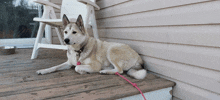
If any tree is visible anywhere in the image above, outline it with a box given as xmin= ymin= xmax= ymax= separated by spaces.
xmin=0 ymin=0 xmax=13 ymax=38
xmin=0 ymin=0 xmax=13 ymax=4
xmin=0 ymin=0 xmax=38 ymax=38
xmin=0 ymin=4 xmax=9 ymax=38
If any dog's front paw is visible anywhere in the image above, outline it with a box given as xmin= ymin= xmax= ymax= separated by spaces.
xmin=99 ymin=70 xmax=108 ymax=74
xmin=100 ymin=69 xmax=123 ymax=75
xmin=99 ymin=70 xmax=116 ymax=75
xmin=75 ymin=67 xmax=87 ymax=74
xmin=36 ymin=69 xmax=52 ymax=75
xmin=36 ymin=69 xmax=46 ymax=75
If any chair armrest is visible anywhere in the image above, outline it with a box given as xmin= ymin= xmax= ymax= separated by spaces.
xmin=77 ymin=0 xmax=100 ymax=10
xmin=33 ymin=0 xmax=61 ymax=9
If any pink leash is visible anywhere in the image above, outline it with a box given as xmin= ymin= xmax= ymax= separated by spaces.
xmin=77 ymin=62 xmax=146 ymax=100
xmin=115 ymin=72 xmax=146 ymax=100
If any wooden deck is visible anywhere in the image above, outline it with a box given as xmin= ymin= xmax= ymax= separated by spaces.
xmin=0 ymin=49 xmax=175 ymax=100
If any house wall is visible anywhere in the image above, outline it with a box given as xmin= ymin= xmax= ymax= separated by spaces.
xmin=96 ymin=0 xmax=220 ymax=100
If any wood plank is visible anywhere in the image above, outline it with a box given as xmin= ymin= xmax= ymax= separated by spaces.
xmin=0 ymin=74 xmax=170 ymax=100
xmin=0 ymin=62 xmax=63 ymax=74
xmin=152 ymin=72 xmax=220 ymax=100
xmin=0 ymin=49 xmax=67 ymax=71
xmin=98 ymin=25 xmax=220 ymax=47
xmin=0 ymin=62 xmax=64 ymax=74
xmin=96 ymin=0 xmax=130 ymax=9
xmin=0 ymin=74 xmax=113 ymax=97
xmin=0 ymin=70 xmax=76 ymax=85
xmin=0 ymin=74 xmax=104 ymax=91
xmin=142 ymin=56 xmax=220 ymax=94
xmin=97 ymin=1 xmax=220 ymax=28
xmin=96 ymin=0 xmax=210 ymax=19
xmin=0 ymin=49 xmax=68 ymax=85
xmin=102 ymin=38 xmax=220 ymax=71
xmin=173 ymin=97 xmax=182 ymax=100
xmin=53 ymin=79 xmax=173 ymax=100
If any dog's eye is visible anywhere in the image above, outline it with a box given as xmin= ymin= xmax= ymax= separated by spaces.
xmin=64 ymin=31 xmax=67 ymax=34
xmin=72 ymin=31 xmax=77 ymax=34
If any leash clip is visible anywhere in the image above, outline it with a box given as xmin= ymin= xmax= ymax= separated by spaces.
xmin=77 ymin=61 xmax=81 ymax=65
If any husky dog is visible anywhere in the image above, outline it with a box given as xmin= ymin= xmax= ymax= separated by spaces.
xmin=37 ymin=15 xmax=147 ymax=79
xmin=64 ymin=15 xmax=147 ymax=79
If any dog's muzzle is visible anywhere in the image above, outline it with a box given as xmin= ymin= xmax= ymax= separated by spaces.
xmin=64 ymin=38 xmax=70 ymax=44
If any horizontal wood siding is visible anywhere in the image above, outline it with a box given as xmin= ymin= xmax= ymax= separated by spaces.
xmin=98 ymin=25 xmax=220 ymax=48
xmin=96 ymin=0 xmax=220 ymax=100
xmin=96 ymin=0 xmax=131 ymax=9
xmin=97 ymin=1 xmax=220 ymax=27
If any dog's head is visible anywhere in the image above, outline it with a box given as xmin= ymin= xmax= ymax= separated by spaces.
xmin=62 ymin=14 xmax=87 ymax=45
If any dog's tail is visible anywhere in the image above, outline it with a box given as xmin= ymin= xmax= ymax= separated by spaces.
xmin=127 ymin=68 xmax=147 ymax=80
xmin=126 ymin=58 xmax=147 ymax=79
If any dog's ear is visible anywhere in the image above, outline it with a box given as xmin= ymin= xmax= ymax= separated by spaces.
xmin=63 ymin=14 xmax=70 ymax=28
xmin=76 ymin=15 xmax=85 ymax=34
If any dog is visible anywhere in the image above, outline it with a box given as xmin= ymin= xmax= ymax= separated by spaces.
xmin=36 ymin=14 xmax=147 ymax=79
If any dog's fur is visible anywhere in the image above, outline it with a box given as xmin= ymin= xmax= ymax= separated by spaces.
xmin=36 ymin=15 xmax=147 ymax=79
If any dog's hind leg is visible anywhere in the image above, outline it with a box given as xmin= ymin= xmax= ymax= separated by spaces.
xmin=99 ymin=62 xmax=123 ymax=75
xmin=99 ymin=48 xmax=124 ymax=74
xmin=36 ymin=61 xmax=71 ymax=75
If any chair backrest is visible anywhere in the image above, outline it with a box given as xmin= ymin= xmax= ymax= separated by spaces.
xmin=61 ymin=0 xmax=95 ymax=23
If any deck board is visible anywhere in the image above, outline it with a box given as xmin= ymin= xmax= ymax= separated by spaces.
xmin=0 ymin=49 xmax=175 ymax=100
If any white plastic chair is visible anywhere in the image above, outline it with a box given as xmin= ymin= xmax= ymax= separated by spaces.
xmin=31 ymin=0 xmax=100 ymax=59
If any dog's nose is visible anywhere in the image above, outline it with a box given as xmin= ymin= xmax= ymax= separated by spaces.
xmin=64 ymin=38 xmax=70 ymax=44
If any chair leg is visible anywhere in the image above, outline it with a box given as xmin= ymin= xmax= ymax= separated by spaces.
xmin=85 ymin=5 xmax=92 ymax=32
xmin=31 ymin=22 xmax=46 ymax=59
